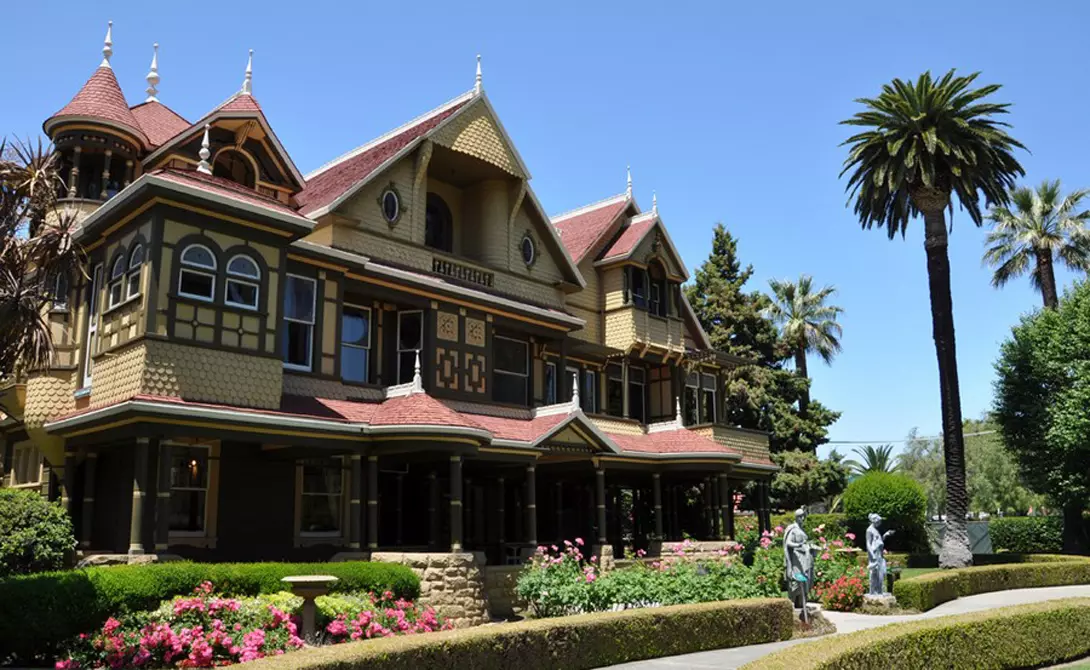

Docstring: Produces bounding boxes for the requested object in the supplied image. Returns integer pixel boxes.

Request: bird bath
[281,575,339,640]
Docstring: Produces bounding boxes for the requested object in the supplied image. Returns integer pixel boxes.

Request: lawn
[898,568,941,580]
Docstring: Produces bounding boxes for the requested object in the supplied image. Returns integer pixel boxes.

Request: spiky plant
[844,444,899,476]
[840,70,1026,568]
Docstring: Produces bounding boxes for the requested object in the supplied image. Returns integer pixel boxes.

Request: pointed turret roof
[44,66,148,146]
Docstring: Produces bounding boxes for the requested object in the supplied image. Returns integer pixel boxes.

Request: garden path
[607,584,1090,670]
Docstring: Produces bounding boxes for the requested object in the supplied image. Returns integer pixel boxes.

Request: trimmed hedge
[246,598,794,670]
[0,561,418,664]
[892,554,1090,611]
[743,598,1090,669]
[842,472,928,552]
[990,516,1063,553]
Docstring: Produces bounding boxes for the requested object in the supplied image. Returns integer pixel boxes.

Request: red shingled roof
[130,101,190,147]
[551,195,630,263]
[218,94,262,113]
[607,429,740,456]
[600,216,656,261]
[297,97,472,216]
[371,393,483,429]
[459,411,569,442]
[46,66,148,145]
[151,168,303,218]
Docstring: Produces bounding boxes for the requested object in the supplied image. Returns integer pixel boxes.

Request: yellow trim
[84,200,158,251]
[479,447,542,457]
[347,272,570,332]
[48,122,146,150]
[287,253,349,273]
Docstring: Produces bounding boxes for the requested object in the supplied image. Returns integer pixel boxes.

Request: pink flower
[846,532,856,541]
[575,537,584,546]
[774,525,784,533]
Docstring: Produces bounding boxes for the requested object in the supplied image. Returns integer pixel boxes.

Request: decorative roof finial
[242,49,253,95]
[101,21,114,68]
[652,190,658,215]
[675,397,683,425]
[474,54,482,95]
[626,165,633,198]
[412,350,423,393]
[570,374,580,412]
[197,124,212,174]
[145,43,160,102]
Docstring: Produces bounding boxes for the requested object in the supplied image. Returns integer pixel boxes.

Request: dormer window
[224,254,260,310]
[178,244,217,302]
[425,193,454,253]
[213,149,256,189]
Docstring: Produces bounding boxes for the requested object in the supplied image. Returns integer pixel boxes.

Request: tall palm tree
[840,70,1026,568]
[844,444,898,477]
[762,275,843,416]
[983,180,1090,308]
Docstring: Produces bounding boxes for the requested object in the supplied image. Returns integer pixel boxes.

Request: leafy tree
[898,428,947,517]
[994,282,1090,553]
[763,275,843,415]
[770,449,849,511]
[840,70,1026,567]
[0,138,83,377]
[984,180,1090,309]
[844,444,898,476]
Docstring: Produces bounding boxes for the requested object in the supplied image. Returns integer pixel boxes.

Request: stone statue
[866,513,895,595]
[783,508,814,617]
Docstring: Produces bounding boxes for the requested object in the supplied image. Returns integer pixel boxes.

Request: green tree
[984,180,1090,309]
[898,428,947,517]
[770,449,849,511]
[994,282,1090,553]
[840,70,1026,567]
[844,444,898,476]
[763,275,844,415]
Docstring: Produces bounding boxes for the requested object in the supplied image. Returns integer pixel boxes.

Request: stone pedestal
[371,551,490,627]
[591,544,615,571]
[863,593,897,610]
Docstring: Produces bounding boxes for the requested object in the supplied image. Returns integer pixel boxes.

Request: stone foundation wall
[371,552,490,628]
[650,539,742,560]
[482,565,524,619]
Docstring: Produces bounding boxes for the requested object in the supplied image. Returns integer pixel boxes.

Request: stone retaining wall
[483,565,525,619]
[371,552,490,628]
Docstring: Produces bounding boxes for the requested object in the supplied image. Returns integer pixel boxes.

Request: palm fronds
[763,274,844,365]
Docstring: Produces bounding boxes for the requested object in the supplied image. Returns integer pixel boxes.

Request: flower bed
[743,598,1090,669]
[55,582,449,669]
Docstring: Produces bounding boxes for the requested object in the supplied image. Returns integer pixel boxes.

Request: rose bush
[814,568,867,611]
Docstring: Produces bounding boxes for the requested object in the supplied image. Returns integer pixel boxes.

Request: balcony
[689,424,773,466]
[603,306,686,356]
[432,256,494,289]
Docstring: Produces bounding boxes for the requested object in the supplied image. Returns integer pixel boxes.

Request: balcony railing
[432,257,494,289]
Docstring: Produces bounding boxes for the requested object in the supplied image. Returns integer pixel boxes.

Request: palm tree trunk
[794,347,810,418]
[921,207,972,569]
[1035,249,1059,309]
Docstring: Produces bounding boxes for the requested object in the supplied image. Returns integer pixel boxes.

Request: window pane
[170,491,206,532]
[684,387,699,426]
[182,245,215,269]
[109,281,123,306]
[300,495,341,534]
[398,312,422,350]
[129,245,145,268]
[629,368,646,384]
[111,255,126,279]
[701,390,716,424]
[342,346,370,383]
[127,272,141,297]
[398,350,416,384]
[629,383,646,423]
[582,371,598,413]
[607,379,624,417]
[544,364,556,405]
[227,256,259,278]
[226,280,258,308]
[342,307,370,346]
[495,373,527,405]
[179,270,214,299]
[494,338,527,375]
[285,276,315,322]
[302,459,343,494]
[171,448,208,488]
[284,321,312,367]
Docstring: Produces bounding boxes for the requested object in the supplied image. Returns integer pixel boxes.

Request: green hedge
[990,516,1063,553]
[0,561,418,664]
[743,598,1090,669]
[245,598,794,670]
[769,513,849,541]
[842,473,929,552]
[892,555,1090,611]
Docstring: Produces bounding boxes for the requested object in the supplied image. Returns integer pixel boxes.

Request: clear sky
[5,0,1086,455]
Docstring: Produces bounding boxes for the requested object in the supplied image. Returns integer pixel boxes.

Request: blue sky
[6,1,1087,455]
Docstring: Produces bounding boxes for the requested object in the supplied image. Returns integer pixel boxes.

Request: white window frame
[380,188,400,224]
[298,456,347,539]
[108,253,126,308]
[168,442,211,538]
[51,272,69,312]
[223,254,261,310]
[628,366,647,423]
[82,264,103,389]
[340,303,372,383]
[126,244,144,300]
[493,335,529,405]
[10,443,42,488]
[396,310,423,383]
[283,273,317,372]
[178,244,217,302]
[544,361,557,405]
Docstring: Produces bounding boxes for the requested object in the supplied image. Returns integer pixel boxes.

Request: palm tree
[844,444,898,477]
[840,70,1026,568]
[983,180,1090,309]
[762,275,843,416]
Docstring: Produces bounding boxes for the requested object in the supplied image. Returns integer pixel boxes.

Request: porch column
[726,478,736,539]
[595,467,607,547]
[450,456,463,552]
[128,438,152,555]
[525,464,537,546]
[67,146,81,198]
[652,473,663,540]
[366,456,379,550]
[395,474,404,546]
[155,442,172,551]
[349,455,362,550]
[497,476,506,545]
[99,150,112,199]
[719,474,732,541]
[428,471,439,550]
[62,450,77,516]
[80,453,97,549]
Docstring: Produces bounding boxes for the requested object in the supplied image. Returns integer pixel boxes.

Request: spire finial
[652,190,658,215]
[675,396,683,425]
[412,350,423,393]
[241,49,253,95]
[145,43,160,102]
[474,54,482,95]
[101,21,114,68]
[626,165,633,198]
[570,373,580,412]
[197,124,212,174]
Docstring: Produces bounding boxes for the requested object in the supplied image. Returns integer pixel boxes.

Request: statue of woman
[783,508,814,609]
[866,513,895,595]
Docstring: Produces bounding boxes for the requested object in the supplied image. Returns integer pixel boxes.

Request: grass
[898,568,940,580]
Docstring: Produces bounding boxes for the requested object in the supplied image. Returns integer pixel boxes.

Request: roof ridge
[551,192,629,224]
[305,89,477,181]
[630,211,658,223]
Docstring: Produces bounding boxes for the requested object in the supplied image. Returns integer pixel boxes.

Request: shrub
[769,513,849,545]
[744,598,1090,669]
[0,488,76,577]
[990,516,1063,553]
[0,561,418,665]
[245,598,794,670]
[814,567,866,612]
[842,473,928,552]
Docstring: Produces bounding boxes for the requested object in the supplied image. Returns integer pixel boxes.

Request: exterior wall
[96,218,154,356]
[566,258,603,344]
[692,425,772,465]
[430,103,523,178]
[22,371,76,466]
[589,415,644,436]
[602,266,625,311]
[433,306,490,399]
[371,552,491,628]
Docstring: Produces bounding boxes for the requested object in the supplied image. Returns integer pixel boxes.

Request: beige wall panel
[142,339,282,409]
[162,220,201,246]
[89,341,147,408]
[567,260,601,311]
[568,306,600,344]
[340,159,417,242]
[507,206,564,285]
[22,370,76,467]
[603,267,625,310]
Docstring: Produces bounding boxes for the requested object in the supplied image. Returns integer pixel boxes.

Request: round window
[381,188,400,224]
[521,234,536,266]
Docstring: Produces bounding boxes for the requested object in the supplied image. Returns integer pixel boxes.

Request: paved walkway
[608,585,1090,670]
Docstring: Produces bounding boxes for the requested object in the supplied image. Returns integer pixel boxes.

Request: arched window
[212,150,256,189]
[224,254,261,310]
[108,252,126,308]
[126,244,145,299]
[178,244,217,301]
[424,193,454,253]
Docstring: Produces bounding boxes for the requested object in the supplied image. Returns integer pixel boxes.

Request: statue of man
[783,507,814,612]
[866,513,895,595]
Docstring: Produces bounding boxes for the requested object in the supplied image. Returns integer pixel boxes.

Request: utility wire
[826,430,997,445]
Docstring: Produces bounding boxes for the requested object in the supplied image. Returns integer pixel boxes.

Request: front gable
[431,99,525,179]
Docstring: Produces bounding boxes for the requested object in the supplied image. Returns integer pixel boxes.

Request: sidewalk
[607,585,1090,670]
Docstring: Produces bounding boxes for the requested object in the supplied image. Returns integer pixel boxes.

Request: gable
[431,100,524,178]
[631,222,686,279]
[598,217,689,281]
